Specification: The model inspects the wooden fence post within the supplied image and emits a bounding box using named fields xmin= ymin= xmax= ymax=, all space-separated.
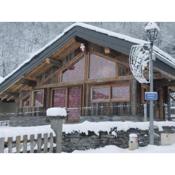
xmin=49 ymin=133 xmax=54 ymax=153
xmin=37 ymin=134 xmax=42 ymax=153
xmin=16 ymin=136 xmax=21 ymax=153
xmin=23 ymin=135 xmax=28 ymax=153
xmin=7 ymin=137 xmax=13 ymax=153
xmin=30 ymin=135 xmax=35 ymax=153
xmin=0 ymin=138 xmax=4 ymax=153
xmin=43 ymin=133 xmax=48 ymax=153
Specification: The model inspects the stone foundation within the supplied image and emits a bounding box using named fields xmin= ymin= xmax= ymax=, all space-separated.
xmin=62 ymin=127 xmax=165 ymax=153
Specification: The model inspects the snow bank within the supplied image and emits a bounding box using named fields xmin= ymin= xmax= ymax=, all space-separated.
xmin=73 ymin=144 xmax=175 ymax=153
xmin=1 ymin=120 xmax=175 ymax=141
xmin=63 ymin=120 xmax=175 ymax=135
xmin=46 ymin=107 xmax=67 ymax=117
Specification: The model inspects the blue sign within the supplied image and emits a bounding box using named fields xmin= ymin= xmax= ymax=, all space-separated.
xmin=144 ymin=92 xmax=158 ymax=101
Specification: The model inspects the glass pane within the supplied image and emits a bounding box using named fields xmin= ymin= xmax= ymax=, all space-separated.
xmin=22 ymin=97 xmax=30 ymax=107
xmin=68 ymin=87 xmax=81 ymax=122
xmin=90 ymin=54 xmax=116 ymax=79
xmin=92 ymin=87 xmax=110 ymax=101
xmin=62 ymin=57 xmax=85 ymax=82
xmin=112 ymin=85 xmax=130 ymax=101
xmin=34 ymin=90 xmax=44 ymax=107
xmin=118 ymin=64 xmax=130 ymax=76
xmin=68 ymin=87 xmax=81 ymax=108
xmin=52 ymin=88 xmax=66 ymax=107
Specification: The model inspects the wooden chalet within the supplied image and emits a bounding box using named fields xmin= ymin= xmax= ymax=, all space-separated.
xmin=0 ymin=23 xmax=175 ymax=122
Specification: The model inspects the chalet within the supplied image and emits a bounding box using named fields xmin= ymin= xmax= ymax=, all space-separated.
xmin=0 ymin=23 xmax=175 ymax=122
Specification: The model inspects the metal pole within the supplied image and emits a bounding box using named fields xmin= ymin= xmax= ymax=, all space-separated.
xmin=149 ymin=42 xmax=154 ymax=145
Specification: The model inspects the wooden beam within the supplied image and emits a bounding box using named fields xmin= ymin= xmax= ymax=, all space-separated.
xmin=0 ymin=94 xmax=9 ymax=101
xmin=45 ymin=58 xmax=62 ymax=68
xmin=104 ymin=48 xmax=110 ymax=54
xmin=6 ymin=96 xmax=15 ymax=101
xmin=51 ymin=38 xmax=80 ymax=59
xmin=20 ymin=79 xmax=37 ymax=87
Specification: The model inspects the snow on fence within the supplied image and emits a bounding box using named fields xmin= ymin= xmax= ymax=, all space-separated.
xmin=0 ymin=132 xmax=55 ymax=153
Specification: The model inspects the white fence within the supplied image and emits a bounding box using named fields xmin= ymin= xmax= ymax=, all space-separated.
xmin=0 ymin=132 xmax=55 ymax=153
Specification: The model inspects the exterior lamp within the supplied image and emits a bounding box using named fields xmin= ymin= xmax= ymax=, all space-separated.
xmin=144 ymin=22 xmax=160 ymax=145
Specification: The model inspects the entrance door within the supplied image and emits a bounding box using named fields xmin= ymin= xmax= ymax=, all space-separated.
xmin=67 ymin=86 xmax=81 ymax=122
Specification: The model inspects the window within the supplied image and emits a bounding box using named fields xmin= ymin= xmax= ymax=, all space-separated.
xmin=62 ymin=57 xmax=85 ymax=82
xmin=22 ymin=97 xmax=30 ymax=107
xmin=89 ymin=54 xmax=116 ymax=79
xmin=52 ymin=88 xmax=66 ymax=107
xmin=112 ymin=85 xmax=130 ymax=101
xmin=34 ymin=90 xmax=44 ymax=107
xmin=91 ymin=83 xmax=130 ymax=102
xmin=118 ymin=64 xmax=130 ymax=76
xmin=91 ymin=86 xmax=110 ymax=102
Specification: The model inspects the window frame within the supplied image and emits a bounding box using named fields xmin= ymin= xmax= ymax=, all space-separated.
xmin=91 ymin=85 xmax=111 ymax=103
xmin=89 ymin=52 xmax=118 ymax=80
xmin=60 ymin=54 xmax=85 ymax=83
xmin=111 ymin=84 xmax=130 ymax=102
xmin=91 ymin=82 xmax=130 ymax=103
xmin=33 ymin=89 xmax=45 ymax=107
xmin=51 ymin=87 xmax=67 ymax=107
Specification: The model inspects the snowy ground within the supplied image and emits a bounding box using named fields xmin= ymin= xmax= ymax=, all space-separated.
xmin=1 ymin=120 xmax=175 ymax=141
xmin=73 ymin=144 xmax=175 ymax=153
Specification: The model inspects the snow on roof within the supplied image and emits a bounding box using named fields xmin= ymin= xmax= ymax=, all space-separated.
xmin=0 ymin=22 xmax=175 ymax=85
xmin=46 ymin=107 xmax=67 ymax=117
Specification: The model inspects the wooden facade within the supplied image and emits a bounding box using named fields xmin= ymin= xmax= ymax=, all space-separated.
xmin=0 ymin=23 xmax=175 ymax=122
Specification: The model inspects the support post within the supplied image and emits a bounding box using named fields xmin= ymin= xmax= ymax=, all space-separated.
xmin=144 ymin=103 xmax=147 ymax=121
xmin=51 ymin=118 xmax=64 ymax=153
xmin=131 ymin=78 xmax=137 ymax=116
xmin=167 ymin=90 xmax=171 ymax=120
xmin=149 ymin=42 xmax=154 ymax=145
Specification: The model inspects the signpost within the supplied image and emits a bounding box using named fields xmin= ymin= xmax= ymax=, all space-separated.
xmin=145 ymin=92 xmax=158 ymax=101
xmin=129 ymin=22 xmax=160 ymax=145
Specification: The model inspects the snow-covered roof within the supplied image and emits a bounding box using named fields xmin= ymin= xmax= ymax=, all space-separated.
xmin=0 ymin=22 xmax=175 ymax=87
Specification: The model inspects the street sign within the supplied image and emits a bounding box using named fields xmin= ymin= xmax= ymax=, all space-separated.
xmin=145 ymin=92 xmax=158 ymax=101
